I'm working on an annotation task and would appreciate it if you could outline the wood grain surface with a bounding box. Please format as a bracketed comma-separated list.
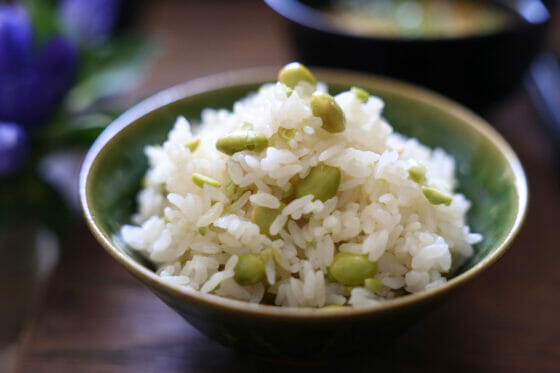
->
[14, 1, 560, 372]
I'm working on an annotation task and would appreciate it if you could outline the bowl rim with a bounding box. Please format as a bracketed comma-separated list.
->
[264, 0, 550, 43]
[80, 66, 528, 319]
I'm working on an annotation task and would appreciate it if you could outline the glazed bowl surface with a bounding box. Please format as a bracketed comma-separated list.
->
[80, 67, 527, 359]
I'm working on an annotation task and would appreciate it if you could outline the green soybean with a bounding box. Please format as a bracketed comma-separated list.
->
[223, 170, 238, 195]
[251, 203, 285, 237]
[408, 163, 426, 183]
[328, 252, 378, 286]
[191, 173, 221, 188]
[234, 253, 265, 285]
[240, 121, 253, 130]
[259, 247, 275, 262]
[278, 62, 316, 89]
[198, 226, 207, 236]
[282, 83, 293, 97]
[216, 130, 268, 155]
[350, 86, 369, 102]
[364, 278, 383, 295]
[344, 285, 355, 293]
[294, 164, 340, 202]
[185, 137, 200, 152]
[260, 247, 290, 273]
[311, 92, 346, 133]
[278, 127, 296, 140]
[422, 185, 453, 205]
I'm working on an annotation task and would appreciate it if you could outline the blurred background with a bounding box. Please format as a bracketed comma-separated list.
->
[0, 0, 559, 372]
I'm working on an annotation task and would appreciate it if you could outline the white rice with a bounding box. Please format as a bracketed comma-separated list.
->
[120, 78, 482, 308]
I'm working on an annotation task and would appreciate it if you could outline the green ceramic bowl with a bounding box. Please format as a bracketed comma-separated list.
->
[79, 67, 528, 359]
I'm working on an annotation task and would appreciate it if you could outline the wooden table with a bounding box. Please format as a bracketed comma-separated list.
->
[15, 1, 560, 371]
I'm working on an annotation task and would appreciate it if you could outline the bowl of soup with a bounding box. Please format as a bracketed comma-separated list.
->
[265, 0, 552, 109]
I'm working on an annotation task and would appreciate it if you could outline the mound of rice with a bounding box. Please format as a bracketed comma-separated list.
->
[120, 67, 482, 308]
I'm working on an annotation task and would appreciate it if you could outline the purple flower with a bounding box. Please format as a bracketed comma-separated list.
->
[59, 0, 121, 44]
[0, 4, 78, 130]
[0, 121, 28, 176]
[0, 4, 32, 73]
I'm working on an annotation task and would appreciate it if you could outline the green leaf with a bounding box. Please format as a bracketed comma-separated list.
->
[43, 112, 116, 149]
[24, 0, 60, 42]
[67, 36, 157, 112]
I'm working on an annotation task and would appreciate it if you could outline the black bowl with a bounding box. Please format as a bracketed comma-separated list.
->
[265, 0, 552, 110]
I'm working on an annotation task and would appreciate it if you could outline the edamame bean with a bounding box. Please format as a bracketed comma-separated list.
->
[191, 173, 221, 188]
[260, 247, 274, 262]
[350, 86, 369, 102]
[311, 92, 346, 133]
[261, 247, 291, 273]
[251, 203, 285, 236]
[294, 164, 340, 202]
[223, 170, 238, 195]
[216, 130, 268, 155]
[278, 62, 316, 89]
[422, 185, 453, 205]
[282, 84, 293, 97]
[364, 278, 383, 295]
[344, 285, 355, 293]
[185, 137, 200, 152]
[234, 253, 265, 285]
[327, 252, 378, 286]
[278, 127, 296, 140]
[408, 163, 426, 183]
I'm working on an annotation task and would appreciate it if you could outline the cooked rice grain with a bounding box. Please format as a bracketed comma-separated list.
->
[120, 79, 482, 308]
